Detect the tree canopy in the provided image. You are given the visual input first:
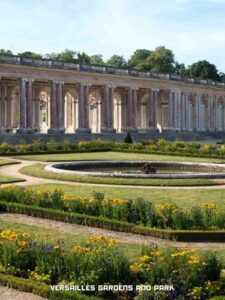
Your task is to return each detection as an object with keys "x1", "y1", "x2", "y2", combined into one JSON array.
[
  {"x1": 0, "y1": 47, "x2": 224, "y2": 82},
  {"x1": 107, "y1": 55, "x2": 127, "y2": 68},
  {"x1": 189, "y1": 60, "x2": 220, "y2": 81}
]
